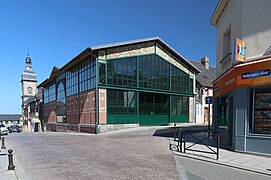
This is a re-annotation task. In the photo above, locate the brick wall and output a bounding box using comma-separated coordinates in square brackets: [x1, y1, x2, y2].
[43, 102, 57, 123]
[66, 94, 79, 124]
[79, 90, 96, 125]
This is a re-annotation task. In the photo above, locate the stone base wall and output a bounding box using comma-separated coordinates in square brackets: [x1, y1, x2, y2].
[45, 123, 139, 134]
[46, 123, 95, 134]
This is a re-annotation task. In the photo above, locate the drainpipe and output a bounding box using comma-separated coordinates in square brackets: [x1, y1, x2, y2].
[95, 54, 99, 134]
[193, 73, 196, 123]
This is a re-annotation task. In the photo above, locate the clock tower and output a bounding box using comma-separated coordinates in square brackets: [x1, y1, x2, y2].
[21, 54, 37, 118]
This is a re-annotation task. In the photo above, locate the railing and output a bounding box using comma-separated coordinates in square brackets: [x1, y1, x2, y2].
[219, 52, 232, 64]
[175, 129, 220, 160]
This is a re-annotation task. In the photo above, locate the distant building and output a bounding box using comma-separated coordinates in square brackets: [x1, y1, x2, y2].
[211, 0, 271, 154]
[190, 57, 216, 124]
[21, 54, 42, 132]
[38, 37, 200, 133]
[0, 114, 21, 126]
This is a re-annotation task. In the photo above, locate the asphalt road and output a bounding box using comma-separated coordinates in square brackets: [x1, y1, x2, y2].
[175, 154, 271, 180]
[5, 129, 179, 180]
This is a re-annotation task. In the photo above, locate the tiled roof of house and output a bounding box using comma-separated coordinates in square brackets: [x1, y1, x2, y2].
[189, 60, 216, 87]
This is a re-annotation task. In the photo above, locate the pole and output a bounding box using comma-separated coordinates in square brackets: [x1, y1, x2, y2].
[173, 123, 176, 141]
[1, 137, 5, 149]
[208, 104, 211, 136]
[217, 132, 220, 160]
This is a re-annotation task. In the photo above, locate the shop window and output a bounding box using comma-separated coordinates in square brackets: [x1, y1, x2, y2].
[218, 95, 228, 128]
[249, 87, 271, 135]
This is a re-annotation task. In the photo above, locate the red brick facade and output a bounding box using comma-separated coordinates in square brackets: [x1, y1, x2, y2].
[43, 102, 57, 123]
[44, 89, 96, 133]
[66, 94, 79, 124]
[79, 90, 96, 125]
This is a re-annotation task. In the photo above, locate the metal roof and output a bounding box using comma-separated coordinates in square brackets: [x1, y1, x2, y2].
[0, 114, 21, 121]
[38, 37, 202, 87]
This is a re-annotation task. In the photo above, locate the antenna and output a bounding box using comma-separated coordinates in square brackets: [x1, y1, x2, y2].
[27, 48, 30, 56]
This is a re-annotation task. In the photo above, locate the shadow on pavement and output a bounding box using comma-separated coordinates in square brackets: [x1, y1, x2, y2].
[153, 125, 231, 150]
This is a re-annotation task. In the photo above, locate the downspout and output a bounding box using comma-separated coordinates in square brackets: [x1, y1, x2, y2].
[193, 73, 196, 123]
[95, 54, 99, 134]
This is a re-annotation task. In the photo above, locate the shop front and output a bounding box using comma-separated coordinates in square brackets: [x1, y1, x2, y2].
[213, 56, 271, 154]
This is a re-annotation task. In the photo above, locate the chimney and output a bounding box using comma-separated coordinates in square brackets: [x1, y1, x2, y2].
[201, 56, 209, 70]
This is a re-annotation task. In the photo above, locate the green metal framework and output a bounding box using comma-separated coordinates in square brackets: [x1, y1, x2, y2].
[99, 54, 193, 125]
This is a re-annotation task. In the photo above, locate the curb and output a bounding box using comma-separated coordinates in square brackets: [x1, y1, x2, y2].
[172, 148, 271, 177]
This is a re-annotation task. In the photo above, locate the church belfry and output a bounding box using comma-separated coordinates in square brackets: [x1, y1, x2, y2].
[21, 54, 37, 116]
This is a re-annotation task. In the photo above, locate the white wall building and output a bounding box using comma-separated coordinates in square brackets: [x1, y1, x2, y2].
[211, 0, 271, 76]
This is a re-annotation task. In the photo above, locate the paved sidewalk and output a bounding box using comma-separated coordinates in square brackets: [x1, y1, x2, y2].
[170, 139, 271, 176]
[0, 138, 30, 180]
[0, 148, 17, 180]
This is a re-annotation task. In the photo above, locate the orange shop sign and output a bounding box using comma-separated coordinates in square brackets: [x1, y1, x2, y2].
[213, 59, 271, 97]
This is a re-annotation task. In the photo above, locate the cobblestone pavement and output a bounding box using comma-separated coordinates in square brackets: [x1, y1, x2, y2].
[5, 129, 179, 180]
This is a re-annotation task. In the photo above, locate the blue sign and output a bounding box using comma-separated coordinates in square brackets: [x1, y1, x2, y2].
[205, 96, 213, 104]
[242, 69, 270, 79]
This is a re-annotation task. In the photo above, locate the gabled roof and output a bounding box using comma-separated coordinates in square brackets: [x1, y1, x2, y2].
[210, 0, 229, 26]
[49, 66, 60, 79]
[189, 60, 216, 87]
[39, 37, 201, 87]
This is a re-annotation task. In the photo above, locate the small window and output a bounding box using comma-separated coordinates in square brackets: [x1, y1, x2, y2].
[28, 86, 33, 94]
[223, 26, 231, 57]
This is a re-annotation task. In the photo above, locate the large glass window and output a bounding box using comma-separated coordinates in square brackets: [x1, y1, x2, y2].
[56, 80, 66, 123]
[102, 54, 191, 94]
[107, 57, 137, 88]
[66, 56, 96, 96]
[43, 84, 56, 104]
[66, 65, 78, 96]
[250, 87, 271, 134]
[139, 55, 170, 91]
[107, 89, 137, 115]
[171, 65, 189, 93]
[79, 57, 96, 92]
[171, 96, 189, 116]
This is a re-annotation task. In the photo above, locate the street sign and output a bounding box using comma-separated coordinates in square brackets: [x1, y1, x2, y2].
[205, 96, 213, 104]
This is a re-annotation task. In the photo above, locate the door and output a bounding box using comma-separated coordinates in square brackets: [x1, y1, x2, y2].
[139, 92, 169, 125]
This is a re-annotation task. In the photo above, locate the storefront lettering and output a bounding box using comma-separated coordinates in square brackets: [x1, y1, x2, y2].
[242, 69, 270, 79]
[225, 77, 236, 86]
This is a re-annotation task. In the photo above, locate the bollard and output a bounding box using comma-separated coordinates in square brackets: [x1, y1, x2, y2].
[8, 149, 15, 170]
[1, 137, 5, 149]
[173, 123, 176, 141]
[217, 132, 220, 160]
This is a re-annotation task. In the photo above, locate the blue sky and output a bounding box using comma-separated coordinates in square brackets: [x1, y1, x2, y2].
[0, 0, 218, 113]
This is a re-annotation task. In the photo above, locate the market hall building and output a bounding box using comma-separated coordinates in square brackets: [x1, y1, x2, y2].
[38, 37, 200, 133]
